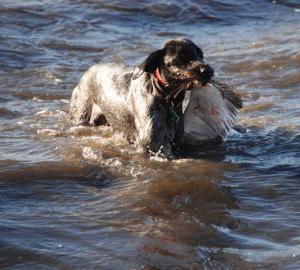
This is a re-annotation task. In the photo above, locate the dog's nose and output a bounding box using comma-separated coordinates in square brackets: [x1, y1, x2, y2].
[199, 66, 206, 73]
[199, 64, 214, 78]
[196, 63, 214, 83]
[188, 60, 214, 83]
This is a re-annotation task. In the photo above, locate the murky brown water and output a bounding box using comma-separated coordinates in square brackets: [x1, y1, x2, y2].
[0, 0, 300, 269]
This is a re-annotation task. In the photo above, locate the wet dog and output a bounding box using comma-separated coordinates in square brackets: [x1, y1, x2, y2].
[70, 39, 241, 159]
[70, 39, 214, 159]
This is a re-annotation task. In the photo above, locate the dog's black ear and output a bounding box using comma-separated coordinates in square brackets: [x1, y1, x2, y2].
[132, 49, 165, 80]
[141, 48, 166, 72]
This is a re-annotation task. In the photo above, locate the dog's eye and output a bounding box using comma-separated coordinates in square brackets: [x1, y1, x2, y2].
[172, 59, 187, 68]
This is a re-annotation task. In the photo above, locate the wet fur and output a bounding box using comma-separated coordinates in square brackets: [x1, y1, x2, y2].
[70, 64, 182, 159]
[70, 39, 218, 159]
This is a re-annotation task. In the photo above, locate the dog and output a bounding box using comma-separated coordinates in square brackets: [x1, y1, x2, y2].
[70, 38, 241, 159]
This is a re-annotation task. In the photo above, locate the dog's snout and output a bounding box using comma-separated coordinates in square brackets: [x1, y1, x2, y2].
[195, 63, 214, 83]
[199, 65, 206, 73]
[189, 61, 214, 76]
[200, 64, 214, 77]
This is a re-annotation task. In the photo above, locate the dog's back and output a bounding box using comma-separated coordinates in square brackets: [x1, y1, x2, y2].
[70, 64, 134, 130]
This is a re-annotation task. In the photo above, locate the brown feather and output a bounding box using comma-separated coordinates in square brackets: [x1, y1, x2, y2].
[211, 80, 243, 109]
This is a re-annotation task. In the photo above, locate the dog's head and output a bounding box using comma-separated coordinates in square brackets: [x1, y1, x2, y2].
[134, 39, 214, 90]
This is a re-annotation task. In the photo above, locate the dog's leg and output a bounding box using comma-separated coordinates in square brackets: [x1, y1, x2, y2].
[89, 103, 107, 126]
[70, 67, 100, 125]
[135, 103, 175, 160]
[70, 85, 93, 125]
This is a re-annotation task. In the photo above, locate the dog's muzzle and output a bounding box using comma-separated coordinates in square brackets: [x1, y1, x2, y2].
[197, 64, 214, 85]
[189, 61, 214, 85]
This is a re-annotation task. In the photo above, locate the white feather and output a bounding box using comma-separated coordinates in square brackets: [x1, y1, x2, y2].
[183, 82, 240, 143]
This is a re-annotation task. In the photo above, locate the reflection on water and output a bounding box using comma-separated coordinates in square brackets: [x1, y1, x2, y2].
[0, 0, 300, 269]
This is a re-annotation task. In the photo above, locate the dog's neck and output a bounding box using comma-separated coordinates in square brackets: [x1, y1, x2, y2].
[151, 68, 185, 105]
[152, 68, 172, 100]
[153, 68, 169, 88]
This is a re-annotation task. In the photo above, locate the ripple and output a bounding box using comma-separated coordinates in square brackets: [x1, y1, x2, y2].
[0, 108, 21, 119]
[39, 39, 107, 52]
[0, 0, 300, 269]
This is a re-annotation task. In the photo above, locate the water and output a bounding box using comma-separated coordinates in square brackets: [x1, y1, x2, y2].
[0, 0, 300, 269]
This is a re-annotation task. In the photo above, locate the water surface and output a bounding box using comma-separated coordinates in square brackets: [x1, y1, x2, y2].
[0, 0, 300, 269]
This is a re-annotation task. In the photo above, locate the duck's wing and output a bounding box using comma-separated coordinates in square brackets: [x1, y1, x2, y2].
[183, 80, 242, 144]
